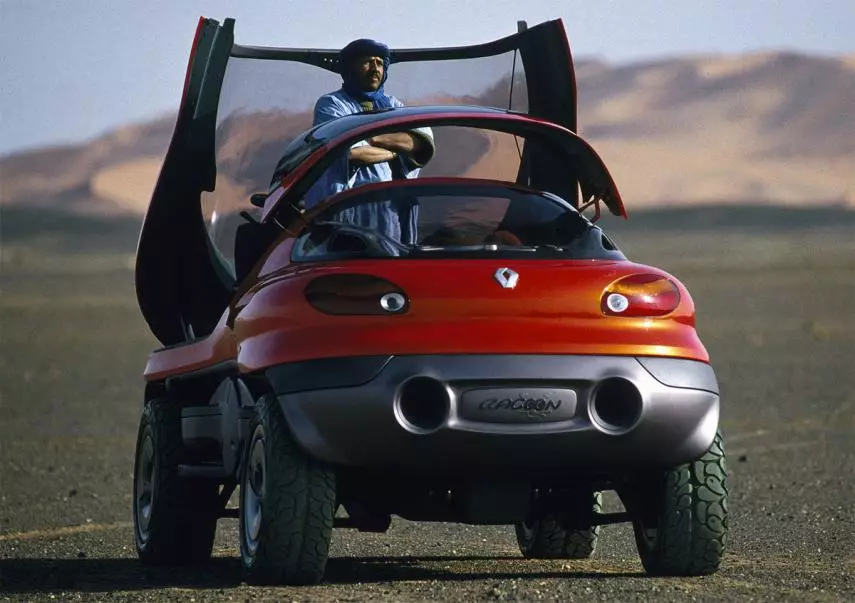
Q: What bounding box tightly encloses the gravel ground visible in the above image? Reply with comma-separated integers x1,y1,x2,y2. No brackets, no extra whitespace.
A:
1,231,853,601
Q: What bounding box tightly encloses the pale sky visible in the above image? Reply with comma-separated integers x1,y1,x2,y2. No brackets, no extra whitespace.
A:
1,0,853,155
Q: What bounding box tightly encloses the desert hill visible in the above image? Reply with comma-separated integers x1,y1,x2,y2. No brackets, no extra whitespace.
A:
1,51,852,216
574,52,854,205
0,117,176,215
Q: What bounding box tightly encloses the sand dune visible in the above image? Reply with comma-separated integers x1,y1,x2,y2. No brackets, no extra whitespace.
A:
2,51,852,215
462,131,522,181
89,157,163,213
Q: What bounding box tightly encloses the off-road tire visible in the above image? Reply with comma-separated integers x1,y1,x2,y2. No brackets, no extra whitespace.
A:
239,395,336,585
632,430,728,576
133,399,219,565
515,491,602,559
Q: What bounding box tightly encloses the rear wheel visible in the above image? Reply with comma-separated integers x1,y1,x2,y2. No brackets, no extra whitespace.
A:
515,491,602,559
133,400,219,565
239,395,336,585
631,430,729,576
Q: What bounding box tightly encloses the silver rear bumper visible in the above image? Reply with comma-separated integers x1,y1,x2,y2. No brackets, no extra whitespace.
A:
271,354,719,471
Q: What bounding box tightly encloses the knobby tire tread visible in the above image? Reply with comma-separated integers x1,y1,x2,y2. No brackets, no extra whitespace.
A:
242,396,336,585
516,492,602,560
134,400,218,565
635,430,729,576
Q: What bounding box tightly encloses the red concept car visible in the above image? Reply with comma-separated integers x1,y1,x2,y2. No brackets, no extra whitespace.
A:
132,17,728,584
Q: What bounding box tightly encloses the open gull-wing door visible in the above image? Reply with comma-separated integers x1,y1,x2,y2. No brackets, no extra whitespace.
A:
135,17,235,347
136,17,579,346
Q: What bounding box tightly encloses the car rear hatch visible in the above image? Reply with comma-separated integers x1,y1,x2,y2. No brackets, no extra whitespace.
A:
235,258,707,367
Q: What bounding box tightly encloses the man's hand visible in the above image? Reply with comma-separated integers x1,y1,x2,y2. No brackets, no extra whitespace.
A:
349,145,397,165
370,132,432,167
369,132,419,153
348,131,432,166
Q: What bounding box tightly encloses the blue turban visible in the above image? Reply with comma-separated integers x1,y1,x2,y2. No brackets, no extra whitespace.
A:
339,38,394,109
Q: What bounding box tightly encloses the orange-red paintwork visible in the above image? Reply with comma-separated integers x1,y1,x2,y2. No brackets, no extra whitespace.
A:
233,259,705,372
144,233,709,382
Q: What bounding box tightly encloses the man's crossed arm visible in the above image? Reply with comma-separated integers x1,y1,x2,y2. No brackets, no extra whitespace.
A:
349,132,431,166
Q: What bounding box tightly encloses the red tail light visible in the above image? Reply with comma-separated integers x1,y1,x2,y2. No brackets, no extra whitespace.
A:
601,274,680,317
305,274,409,315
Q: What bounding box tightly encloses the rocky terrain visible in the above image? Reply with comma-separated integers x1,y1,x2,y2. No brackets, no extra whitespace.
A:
2,226,853,601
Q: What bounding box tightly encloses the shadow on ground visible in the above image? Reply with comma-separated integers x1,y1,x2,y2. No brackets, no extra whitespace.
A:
0,555,644,592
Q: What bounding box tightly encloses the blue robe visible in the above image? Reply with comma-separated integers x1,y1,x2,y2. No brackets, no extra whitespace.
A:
305,90,433,248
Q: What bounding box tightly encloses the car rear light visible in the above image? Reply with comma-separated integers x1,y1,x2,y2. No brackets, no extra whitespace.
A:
304,274,409,315
601,274,680,317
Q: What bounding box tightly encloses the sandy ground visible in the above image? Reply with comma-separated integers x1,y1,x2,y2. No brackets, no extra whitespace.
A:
1,228,853,601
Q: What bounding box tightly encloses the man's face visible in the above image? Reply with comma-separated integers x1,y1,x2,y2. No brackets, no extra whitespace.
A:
354,55,385,90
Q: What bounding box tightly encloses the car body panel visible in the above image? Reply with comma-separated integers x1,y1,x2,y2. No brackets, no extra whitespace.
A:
233,259,706,372
141,252,708,382
143,315,236,382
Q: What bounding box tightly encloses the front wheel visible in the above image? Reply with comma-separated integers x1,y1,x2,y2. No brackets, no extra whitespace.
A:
631,430,729,576
239,395,336,585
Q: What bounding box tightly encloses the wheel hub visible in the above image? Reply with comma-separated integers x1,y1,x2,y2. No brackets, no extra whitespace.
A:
135,433,155,542
243,430,266,554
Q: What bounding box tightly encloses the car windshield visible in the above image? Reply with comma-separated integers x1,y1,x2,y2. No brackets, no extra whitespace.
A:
292,183,624,261
203,52,527,223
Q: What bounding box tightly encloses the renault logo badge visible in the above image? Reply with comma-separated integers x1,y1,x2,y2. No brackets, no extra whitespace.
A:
494,267,519,289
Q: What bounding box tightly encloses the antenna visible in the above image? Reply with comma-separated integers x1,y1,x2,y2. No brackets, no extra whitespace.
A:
509,20,527,169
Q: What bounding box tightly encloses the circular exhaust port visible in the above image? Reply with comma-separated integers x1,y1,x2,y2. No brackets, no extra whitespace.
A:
395,376,450,434
590,378,643,434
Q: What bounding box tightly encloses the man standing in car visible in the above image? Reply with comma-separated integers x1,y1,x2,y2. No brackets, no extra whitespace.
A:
305,38,434,212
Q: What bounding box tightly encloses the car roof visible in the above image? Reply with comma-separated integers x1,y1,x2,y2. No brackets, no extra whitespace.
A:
266,106,625,222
